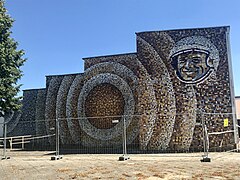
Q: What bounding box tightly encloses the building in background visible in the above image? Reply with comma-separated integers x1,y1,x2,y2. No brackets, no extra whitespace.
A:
236,97,240,119
235,96,240,136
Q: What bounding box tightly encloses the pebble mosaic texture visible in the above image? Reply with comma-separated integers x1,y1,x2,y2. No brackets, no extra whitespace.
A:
85,83,124,129
6,26,238,152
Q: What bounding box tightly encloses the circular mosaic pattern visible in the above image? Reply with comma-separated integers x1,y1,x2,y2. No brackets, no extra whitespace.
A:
85,83,125,129
45,76,64,143
82,60,157,148
84,62,139,88
77,73,135,141
137,36,176,150
66,74,85,143
56,75,75,144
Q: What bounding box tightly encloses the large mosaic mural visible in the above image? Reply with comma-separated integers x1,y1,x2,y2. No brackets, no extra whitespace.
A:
5,26,238,152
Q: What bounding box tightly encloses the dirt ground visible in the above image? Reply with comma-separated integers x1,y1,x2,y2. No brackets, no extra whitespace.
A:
0,151,240,180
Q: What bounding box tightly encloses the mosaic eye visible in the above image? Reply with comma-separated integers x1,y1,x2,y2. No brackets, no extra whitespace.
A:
192,58,201,63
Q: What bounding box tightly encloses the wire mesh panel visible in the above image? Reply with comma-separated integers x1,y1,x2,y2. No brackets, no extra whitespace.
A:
3,119,56,158
52,112,239,156
59,116,126,154
56,114,199,155
1,112,239,160
202,112,237,152
127,113,203,154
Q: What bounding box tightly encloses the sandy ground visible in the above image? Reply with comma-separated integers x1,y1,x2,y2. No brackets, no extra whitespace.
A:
0,151,240,180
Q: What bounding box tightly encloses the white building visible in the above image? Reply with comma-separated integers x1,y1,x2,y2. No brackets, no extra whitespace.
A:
235,96,240,137
236,97,240,119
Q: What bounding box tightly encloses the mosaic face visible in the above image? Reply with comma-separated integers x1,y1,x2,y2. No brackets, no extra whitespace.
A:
170,36,219,84
172,49,212,82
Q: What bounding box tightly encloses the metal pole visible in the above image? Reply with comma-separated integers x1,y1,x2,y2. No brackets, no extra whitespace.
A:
3,122,6,158
2,122,10,160
119,116,129,161
123,117,127,155
56,118,59,157
201,112,211,162
201,112,206,155
204,124,209,157
51,118,62,160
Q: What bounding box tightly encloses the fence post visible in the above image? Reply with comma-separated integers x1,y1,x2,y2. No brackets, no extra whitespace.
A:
2,122,10,160
56,118,59,157
200,112,211,162
10,137,12,150
51,118,62,160
22,137,24,149
119,116,129,161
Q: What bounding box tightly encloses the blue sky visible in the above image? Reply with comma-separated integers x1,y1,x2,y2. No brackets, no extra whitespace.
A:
5,0,240,95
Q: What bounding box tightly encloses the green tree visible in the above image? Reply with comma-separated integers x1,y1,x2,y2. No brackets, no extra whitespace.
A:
0,0,26,117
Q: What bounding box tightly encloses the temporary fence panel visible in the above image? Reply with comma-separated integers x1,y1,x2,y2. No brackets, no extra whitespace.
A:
202,112,238,152
1,112,239,160
58,116,125,154
2,119,56,158
55,113,239,156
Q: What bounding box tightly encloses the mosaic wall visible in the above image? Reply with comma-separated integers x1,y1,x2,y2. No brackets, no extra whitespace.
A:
136,27,237,151
6,26,238,151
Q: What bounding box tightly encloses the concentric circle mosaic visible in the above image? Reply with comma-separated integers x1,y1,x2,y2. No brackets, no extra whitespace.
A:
77,73,135,141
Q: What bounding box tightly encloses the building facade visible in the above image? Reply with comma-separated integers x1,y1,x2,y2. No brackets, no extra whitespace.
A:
5,26,238,152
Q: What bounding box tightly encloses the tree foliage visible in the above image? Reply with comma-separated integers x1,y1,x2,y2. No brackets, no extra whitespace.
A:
0,0,26,117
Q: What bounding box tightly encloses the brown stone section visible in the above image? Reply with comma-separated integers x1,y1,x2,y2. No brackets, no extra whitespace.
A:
85,83,124,129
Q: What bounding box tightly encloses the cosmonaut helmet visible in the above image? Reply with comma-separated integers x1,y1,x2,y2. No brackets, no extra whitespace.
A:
169,36,220,83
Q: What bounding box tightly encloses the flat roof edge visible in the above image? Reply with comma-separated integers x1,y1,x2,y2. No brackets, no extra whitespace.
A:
83,52,136,60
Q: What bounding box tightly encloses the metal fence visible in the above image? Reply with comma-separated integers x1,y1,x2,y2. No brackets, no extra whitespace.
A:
1,112,239,161
0,119,56,159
